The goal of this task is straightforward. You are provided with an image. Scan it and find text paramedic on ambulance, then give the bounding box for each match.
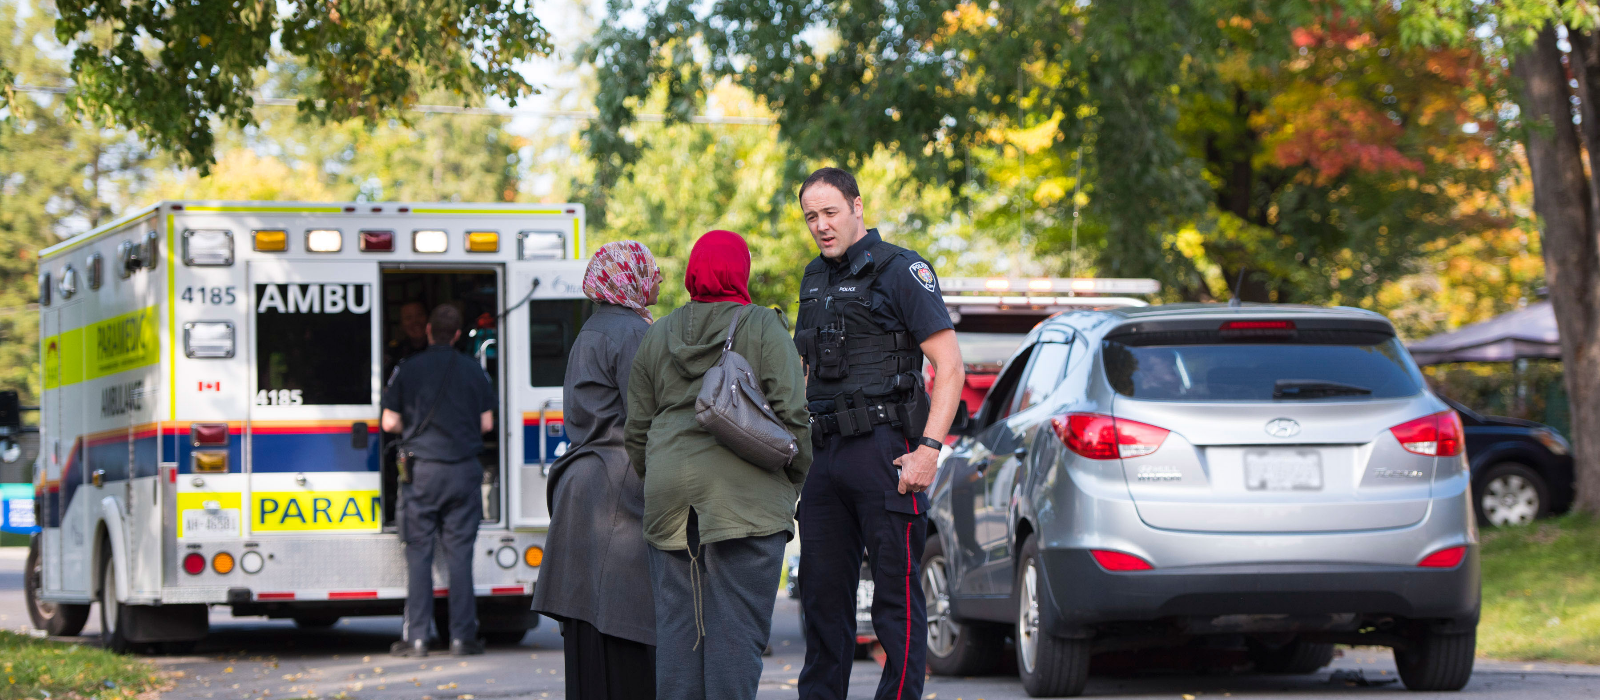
[380,304,497,657]
[792,167,964,700]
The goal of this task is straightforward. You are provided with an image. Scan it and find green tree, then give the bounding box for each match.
[52,0,552,172]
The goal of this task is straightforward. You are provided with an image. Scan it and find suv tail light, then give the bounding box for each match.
[1050,413,1170,460]
[1418,546,1466,568]
[1090,549,1154,571]
[1390,410,1463,457]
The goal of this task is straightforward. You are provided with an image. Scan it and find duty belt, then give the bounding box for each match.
[810,389,912,438]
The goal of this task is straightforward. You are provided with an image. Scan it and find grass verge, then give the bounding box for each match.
[1479,513,1600,664]
[0,630,168,700]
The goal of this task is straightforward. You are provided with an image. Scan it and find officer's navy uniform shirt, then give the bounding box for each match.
[382,344,496,463]
[808,228,953,410]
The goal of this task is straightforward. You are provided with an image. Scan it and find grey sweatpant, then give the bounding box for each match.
[648,517,786,700]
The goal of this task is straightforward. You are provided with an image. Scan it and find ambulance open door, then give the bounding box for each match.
[244,262,383,536]
[505,264,590,529]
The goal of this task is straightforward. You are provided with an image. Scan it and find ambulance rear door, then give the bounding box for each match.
[245,262,382,536]
[505,261,590,528]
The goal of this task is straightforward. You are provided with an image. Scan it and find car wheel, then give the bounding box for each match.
[1395,628,1475,691]
[99,550,135,653]
[1248,637,1336,674]
[1015,535,1089,697]
[1476,463,1549,527]
[922,536,1004,676]
[25,539,90,636]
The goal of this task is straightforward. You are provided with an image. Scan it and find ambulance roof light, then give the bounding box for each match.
[413,229,448,253]
[183,229,234,266]
[253,229,288,252]
[943,277,1161,295]
[466,230,499,253]
[359,230,395,252]
[306,229,342,253]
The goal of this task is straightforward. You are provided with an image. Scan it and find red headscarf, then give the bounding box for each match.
[582,241,663,322]
[685,230,752,304]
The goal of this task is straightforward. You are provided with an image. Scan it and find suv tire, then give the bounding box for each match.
[1249,638,1336,674]
[1015,535,1089,697]
[922,536,1005,676]
[1395,628,1475,691]
[25,539,90,636]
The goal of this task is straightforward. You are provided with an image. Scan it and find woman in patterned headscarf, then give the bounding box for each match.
[533,241,663,699]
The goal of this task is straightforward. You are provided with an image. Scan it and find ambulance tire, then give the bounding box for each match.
[99,551,138,654]
[25,539,90,637]
[293,616,341,629]
[484,630,529,646]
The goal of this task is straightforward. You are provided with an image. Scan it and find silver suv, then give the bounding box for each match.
[924,304,1478,696]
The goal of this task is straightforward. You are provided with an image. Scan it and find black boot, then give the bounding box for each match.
[449,638,485,656]
[390,639,428,657]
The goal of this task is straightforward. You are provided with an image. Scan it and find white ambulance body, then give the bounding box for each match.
[26,201,588,650]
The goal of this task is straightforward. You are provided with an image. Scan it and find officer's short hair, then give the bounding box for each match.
[428,304,463,344]
[799,167,861,208]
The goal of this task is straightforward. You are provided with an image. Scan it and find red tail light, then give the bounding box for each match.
[1090,550,1154,571]
[1219,319,1297,339]
[1389,410,1463,457]
[1050,413,1170,460]
[183,553,206,575]
[190,422,228,447]
[1418,546,1466,568]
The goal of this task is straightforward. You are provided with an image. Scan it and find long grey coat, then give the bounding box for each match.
[529,303,655,645]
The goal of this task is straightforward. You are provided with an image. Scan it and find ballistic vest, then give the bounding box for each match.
[794,240,924,406]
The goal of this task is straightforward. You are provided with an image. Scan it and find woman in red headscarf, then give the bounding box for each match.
[534,241,662,700]
[623,231,812,699]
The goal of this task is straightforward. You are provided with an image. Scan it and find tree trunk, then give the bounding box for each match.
[1513,25,1600,514]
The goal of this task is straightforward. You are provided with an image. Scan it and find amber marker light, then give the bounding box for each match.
[212,551,235,574]
[253,229,288,252]
[466,231,500,252]
[524,546,544,567]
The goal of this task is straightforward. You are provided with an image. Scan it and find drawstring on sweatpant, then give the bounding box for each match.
[686,507,706,650]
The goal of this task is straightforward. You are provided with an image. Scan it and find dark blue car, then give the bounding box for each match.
[1441,397,1574,526]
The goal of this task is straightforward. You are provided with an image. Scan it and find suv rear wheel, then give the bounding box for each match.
[1395,627,1475,691]
[921,536,1004,676]
[1016,535,1089,697]
[1476,462,1548,527]
[25,539,89,636]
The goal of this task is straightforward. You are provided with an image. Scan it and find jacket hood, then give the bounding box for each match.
[667,302,745,379]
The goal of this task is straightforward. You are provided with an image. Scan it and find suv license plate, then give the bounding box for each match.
[183,509,240,536]
[1243,450,1324,491]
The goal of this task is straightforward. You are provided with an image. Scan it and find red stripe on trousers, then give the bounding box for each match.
[899,521,913,699]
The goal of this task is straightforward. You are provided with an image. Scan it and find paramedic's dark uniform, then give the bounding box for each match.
[794,229,953,700]
[382,344,496,645]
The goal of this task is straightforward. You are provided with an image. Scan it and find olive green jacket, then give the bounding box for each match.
[624,301,812,550]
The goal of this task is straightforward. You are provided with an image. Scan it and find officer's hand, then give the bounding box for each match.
[894,445,940,494]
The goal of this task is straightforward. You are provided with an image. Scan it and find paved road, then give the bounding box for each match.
[4,547,1600,699]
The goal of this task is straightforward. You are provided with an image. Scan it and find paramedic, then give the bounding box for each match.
[381,304,497,657]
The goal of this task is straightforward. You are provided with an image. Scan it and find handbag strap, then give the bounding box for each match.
[400,352,458,447]
[721,306,747,352]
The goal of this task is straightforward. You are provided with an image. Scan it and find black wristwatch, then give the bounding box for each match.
[915,436,943,452]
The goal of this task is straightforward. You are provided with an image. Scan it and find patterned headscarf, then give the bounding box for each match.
[582,241,664,322]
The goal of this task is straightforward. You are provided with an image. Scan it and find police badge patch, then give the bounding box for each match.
[909,261,937,293]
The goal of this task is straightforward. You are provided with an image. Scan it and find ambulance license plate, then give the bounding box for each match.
[183,509,240,536]
[1243,450,1323,491]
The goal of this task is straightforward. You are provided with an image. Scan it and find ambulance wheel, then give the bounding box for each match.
[922,536,1004,676]
[26,539,90,636]
[293,616,341,629]
[99,551,136,653]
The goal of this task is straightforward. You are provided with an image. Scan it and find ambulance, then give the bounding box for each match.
[23,201,590,651]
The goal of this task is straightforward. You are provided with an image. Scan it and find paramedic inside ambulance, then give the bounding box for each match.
[380,304,497,657]
[386,300,431,371]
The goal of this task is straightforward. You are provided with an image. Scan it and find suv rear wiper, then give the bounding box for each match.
[1273,379,1372,399]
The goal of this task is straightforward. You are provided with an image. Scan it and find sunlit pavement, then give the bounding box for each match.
[4,547,1600,699]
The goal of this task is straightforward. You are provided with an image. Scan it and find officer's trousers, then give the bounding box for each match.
[401,459,482,644]
[798,424,928,700]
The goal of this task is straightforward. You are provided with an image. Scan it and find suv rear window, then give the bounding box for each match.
[1103,338,1423,401]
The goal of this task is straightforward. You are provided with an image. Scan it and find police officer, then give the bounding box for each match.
[381,304,496,657]
[794,168,965,700]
